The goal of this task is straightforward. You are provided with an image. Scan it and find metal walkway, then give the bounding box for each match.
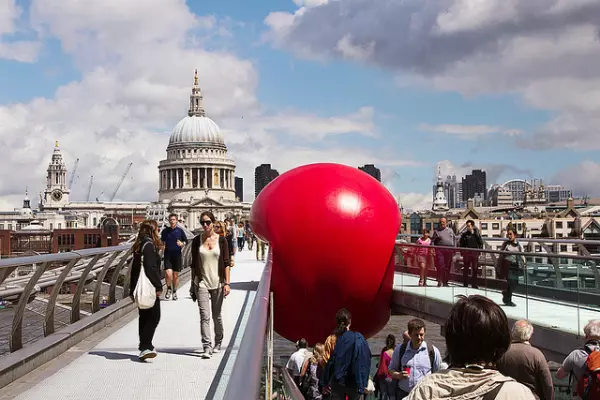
[2,249,265,400]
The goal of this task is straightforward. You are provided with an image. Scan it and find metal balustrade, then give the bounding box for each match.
[223,250,273,400]
[0,240,194,356]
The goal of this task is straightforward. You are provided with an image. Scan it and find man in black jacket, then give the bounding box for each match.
[459,220,484,288]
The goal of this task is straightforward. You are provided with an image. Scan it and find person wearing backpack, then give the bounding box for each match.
[300,343,327,399]
[389,319,442,399]
[556,319,600,400]
[321,308,372,400]
[130,220,164,361]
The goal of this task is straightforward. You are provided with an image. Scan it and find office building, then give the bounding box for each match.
[235,176,243,202]
[358,164,381,182]
[255,164,279,198]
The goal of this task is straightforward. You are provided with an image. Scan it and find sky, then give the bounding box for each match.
[0,0,599,211]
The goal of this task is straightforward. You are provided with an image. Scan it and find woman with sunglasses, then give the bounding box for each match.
[189,211,231,358]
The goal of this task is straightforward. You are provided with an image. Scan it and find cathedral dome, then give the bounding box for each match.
[168,115,224,146]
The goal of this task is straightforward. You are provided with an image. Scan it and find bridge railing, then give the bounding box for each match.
[223,250,276,400]
[394,241,600,338]
[0,240,195,357]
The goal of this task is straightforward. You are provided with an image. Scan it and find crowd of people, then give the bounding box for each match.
[404,217,527,307]
[128,213,266,361]
[288,298,600,400]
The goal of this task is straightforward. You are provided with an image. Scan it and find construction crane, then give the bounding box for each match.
[68,158,79,188]
[86,175,94,202]
[109,163,133,202]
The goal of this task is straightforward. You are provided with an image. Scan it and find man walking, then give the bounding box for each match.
[459,219,484,288]
[431,217,456,287]
[161,214,188,300]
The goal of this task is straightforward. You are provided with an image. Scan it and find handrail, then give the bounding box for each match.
[223,250,273,400]
[396,241,600,261]
[0,244,132,269]
[279,366,306,400]
[398,233,600,246]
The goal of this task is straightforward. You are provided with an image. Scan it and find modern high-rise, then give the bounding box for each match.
[358,164,381,182]
[235,176,243,202]
[255,164,279,198]
[462,169,487,202]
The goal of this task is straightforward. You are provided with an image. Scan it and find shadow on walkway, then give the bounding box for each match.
[158,348,205,358]
[88,351,139,361]
[230,281,259,291]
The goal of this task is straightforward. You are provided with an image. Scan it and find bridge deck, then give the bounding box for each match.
[394,273,600,335]
[2,248,265,400]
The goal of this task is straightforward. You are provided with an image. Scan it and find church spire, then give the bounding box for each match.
[188,69,206,117]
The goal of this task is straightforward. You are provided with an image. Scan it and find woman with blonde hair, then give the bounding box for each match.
[300,343,326,399]
[130,219,163,360]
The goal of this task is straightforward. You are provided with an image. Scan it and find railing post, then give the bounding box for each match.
[10,262,50,352]
[44,257,81,337]
[108,247,134,304]
[92,251,121,313]
[71,254,103,323]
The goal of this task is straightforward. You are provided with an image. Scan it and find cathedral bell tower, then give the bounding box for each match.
[188,69,206,117]
[42,141,70,209]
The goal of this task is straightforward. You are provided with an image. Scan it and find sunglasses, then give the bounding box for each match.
[200,220,212,226]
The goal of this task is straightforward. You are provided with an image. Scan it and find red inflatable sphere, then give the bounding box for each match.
[251,163,401,345]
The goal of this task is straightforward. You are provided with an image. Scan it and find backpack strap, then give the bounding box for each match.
[397,342,408,366]
[427,343,436,372]
[482,382,504,400]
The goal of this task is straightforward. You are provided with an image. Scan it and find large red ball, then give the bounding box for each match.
[251,163,401,345]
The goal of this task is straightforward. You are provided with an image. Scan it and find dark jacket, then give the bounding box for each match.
[190,235,231,284]
[459,229,484,250]
[129,238,163,296]
[322,330,371,393]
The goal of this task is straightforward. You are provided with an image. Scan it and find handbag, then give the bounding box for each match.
[365,377,376,394]
[133,242,157,309]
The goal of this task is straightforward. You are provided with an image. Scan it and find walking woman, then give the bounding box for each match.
[322,308,372,400]
[300,343,327,400]
[416,229,432,286]
[130,219,163,361]
[376,334,396,399]
[190,211,231,359]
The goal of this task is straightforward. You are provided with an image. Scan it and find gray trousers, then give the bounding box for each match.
[195,284,224,349]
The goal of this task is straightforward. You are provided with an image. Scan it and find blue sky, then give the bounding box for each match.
[0,0,598,209]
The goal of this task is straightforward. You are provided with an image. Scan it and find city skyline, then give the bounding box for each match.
[1,0,599,211]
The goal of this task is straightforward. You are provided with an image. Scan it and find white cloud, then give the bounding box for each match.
[397,192,433,212]
[0,0,41,62]
[263,0,600,150]
[554,161,600,197]
[0,0,422,206]
[418,123,522,139]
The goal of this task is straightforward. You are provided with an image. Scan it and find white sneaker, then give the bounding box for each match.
[201,347,212,359]
[139,349,157,360]
[213,344,222,354]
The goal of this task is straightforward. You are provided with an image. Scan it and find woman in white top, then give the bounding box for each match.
[190,211,231,359]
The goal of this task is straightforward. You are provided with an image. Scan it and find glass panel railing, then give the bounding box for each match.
[394,241,600,337]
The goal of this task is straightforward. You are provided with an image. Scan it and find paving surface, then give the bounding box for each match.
[2,248,265,400]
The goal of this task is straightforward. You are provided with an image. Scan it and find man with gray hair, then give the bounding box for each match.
[496,320,554,400]
[556,319,600,398]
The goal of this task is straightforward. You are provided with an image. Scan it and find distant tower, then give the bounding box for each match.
[358,164,381,182]
[432,165,449,211]
[23,187,31,210]
[42,141,70,209]
[235,176,244,202]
